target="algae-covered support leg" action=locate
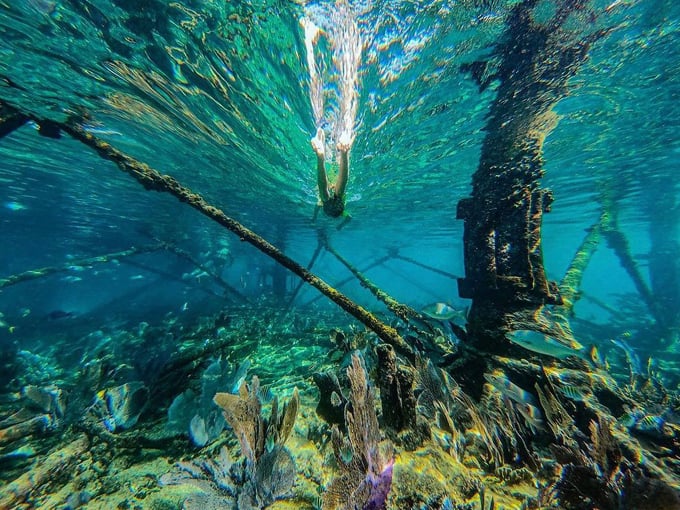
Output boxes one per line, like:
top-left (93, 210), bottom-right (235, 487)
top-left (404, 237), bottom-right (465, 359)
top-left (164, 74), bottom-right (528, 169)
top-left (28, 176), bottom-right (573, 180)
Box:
top-left (303, 253), bottom-right (391, 308)
top-left (559, 214), bottom-right (605, 315)
top-left (162, 242), bottom-right (248, 302)
top-left (324, 240), bottom-right (421, 324)
top-left (48, 122), bottom-right (413, 358)
top-left (599, 190), bottom-right (659, 325)
top-left (0, 244), bottom-right (164, 290)
top-left (603, 228), bottom-right (656, 312)
top-left (286, 230), bottom-right (326, 309)
top-left (457, 0), bottom-right (609, 350)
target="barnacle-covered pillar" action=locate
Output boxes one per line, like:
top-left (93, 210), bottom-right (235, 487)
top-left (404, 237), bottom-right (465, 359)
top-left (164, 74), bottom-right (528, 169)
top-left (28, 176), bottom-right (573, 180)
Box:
top-left (458, 0), bottom-right (607, 347)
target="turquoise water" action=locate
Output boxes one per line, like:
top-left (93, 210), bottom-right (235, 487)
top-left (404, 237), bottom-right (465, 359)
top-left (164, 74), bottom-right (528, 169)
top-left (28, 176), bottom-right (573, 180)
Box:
top-left (1, 1), bottom-right (679, 509)
top-left (0, 0), bottom-right (675, 327)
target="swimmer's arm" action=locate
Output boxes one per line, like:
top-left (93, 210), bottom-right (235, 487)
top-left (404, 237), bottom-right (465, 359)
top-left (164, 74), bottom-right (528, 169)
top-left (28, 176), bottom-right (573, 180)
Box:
top-left (336, 147), bottom-right (349, 198)
top-left (316, 154), bottom-right (331, 202)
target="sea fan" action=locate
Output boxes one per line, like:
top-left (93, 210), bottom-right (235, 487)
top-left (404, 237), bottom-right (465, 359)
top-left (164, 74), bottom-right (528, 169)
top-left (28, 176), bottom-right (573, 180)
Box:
top-left (323, 353), bottom-right (394, 510)
top-left (159, 446), bottom-right (237, 509)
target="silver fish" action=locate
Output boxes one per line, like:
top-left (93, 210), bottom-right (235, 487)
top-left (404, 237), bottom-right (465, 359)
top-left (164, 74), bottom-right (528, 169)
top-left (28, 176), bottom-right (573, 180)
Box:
top-left (422, 302), bottom-right (462, 321)
top-left (610, 336), bottom-right (642, 376)
top-left (484, 371), bottom-right (537, 406)
top-left (515, 401), bottom-right (544, 433)
top-left (506, 330), bottom-right (589, 361)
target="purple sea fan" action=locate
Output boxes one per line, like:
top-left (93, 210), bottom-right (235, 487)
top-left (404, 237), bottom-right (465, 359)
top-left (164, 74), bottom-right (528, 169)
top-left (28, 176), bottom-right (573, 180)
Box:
top-left (362, 457), bottom-right (395, 510)
top-left (323, 353), bottom-right (395, 510)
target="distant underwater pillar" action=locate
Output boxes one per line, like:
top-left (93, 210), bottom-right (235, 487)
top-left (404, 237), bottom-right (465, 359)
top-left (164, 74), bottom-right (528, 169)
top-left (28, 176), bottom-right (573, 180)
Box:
top-left (647, 178), bottom-right (680, 346)
top-left (457, 0), bottom-right (608, 346)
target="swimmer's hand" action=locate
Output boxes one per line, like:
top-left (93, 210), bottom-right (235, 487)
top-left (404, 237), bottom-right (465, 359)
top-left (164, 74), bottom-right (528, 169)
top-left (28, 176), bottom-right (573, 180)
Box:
top-left (337, 131), bottom-right (352, 152)
top-left (311, 128), bottom-right (325, 158)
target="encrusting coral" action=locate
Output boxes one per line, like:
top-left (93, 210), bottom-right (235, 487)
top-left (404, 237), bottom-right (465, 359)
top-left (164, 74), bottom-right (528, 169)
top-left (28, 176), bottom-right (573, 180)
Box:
top-left (376, 344), bottom-right (418, 434)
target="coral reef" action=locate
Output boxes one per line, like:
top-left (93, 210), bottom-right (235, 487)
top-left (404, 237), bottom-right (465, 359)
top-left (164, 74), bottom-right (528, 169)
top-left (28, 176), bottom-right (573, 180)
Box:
top-left (0, 436), bottom-right (89, 510)
top-left (1, 302), bottom-right (678, 510)
top-left (323, 353), bottom-right (394, 510)
top-left (313, 370), bottom-right (348, 427)
top-left (376, 344), bottom-right (417, 433)
top-left (162, 376), bottom-right (299, 509)
top-left (167, 358), bottom-right (250, 446)
top-left (89, 381), bottom-right (149, 433)
top-left (536, 381), bottom-right (680, 510)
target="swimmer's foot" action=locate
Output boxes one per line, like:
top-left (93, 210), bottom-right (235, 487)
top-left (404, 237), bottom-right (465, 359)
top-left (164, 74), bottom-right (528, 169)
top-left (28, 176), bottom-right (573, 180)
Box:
top-left (311, 127), bottom-right (325, 158)
top-left (337, 130), bottom-right (353, 152)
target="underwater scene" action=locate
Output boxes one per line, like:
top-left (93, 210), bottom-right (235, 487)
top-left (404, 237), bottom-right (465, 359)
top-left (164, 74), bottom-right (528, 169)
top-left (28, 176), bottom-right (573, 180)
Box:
top-left (1, 0), bottom-right (679, 508)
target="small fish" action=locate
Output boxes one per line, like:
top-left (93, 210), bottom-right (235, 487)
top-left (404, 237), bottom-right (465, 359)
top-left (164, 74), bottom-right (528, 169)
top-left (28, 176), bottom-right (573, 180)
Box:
top-left (484, 371), bottom-right (537, 406)
top-left (647, 357), bottom-right (660, 379)
top-left (422, 302), bottom-right (461, 321)
top-left (610, 336), bottom-right (642, 376)
top-left (634, 415), bottom-right (666, 436)
top-left (84, 125), bottom-right (122, 136)
top-left (60, 275), bottom-right (82, 283)
top-left (0, 445), bottom-right (36, 463)
top-left (230, 360), bottom-right (251, 393)
top-left (130, 274), bottom-right (145, 280)
top-left (514, 402), bottom-right (544, 433)
top-left (589, 345), bottom-right (605, 368)
top-left (91, 382), bottom-right (149, 432)
top-left (181, 302), bottom-right (189, 312)
top-left (4, 201), bottom-right (26, 211)
top-left (192, 271), bottom-right (209, 282)
top-left (558, 385), bottom-right (591, 402)
top-left (46, 310), bottom-right (75, 321)
top-left (619, 408), bottom-right (645, 428)
top-left (506, 330), bottom-right (590, 362)
top-left (619, 409), bottom-right (674, 439)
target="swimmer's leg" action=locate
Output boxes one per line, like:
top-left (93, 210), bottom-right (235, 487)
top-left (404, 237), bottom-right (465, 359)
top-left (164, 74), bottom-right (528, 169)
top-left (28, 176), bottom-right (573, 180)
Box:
top-left (332, 0), bottom-right (361, 150)
top-left (301, 17), bottom-right (324, 127)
